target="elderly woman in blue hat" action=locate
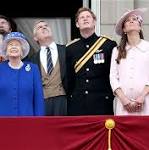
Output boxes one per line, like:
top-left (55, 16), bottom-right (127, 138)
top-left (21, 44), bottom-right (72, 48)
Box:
top-left (110, 8), bottom-right (149, 115)
top-left (0, 32), bottom-right (44, 116)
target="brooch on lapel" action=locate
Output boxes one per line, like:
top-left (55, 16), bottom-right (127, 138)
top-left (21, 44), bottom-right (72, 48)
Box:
top-left (25, 64), bottom-right (31, 72)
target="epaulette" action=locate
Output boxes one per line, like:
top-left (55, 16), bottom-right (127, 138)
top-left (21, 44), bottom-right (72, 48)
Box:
top-left (66, 38), bottom-right (80, 47)
top-left (101, 35), bottom-right (114, 41)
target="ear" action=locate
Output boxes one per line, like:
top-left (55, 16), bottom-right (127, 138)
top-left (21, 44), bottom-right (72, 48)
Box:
top-left (76, 22), bottom-right (79, 28)
top-left (33, 36), bottom-right (38, 42)
top-left (20, 49), bottom-right (23, 59)
top-left (93, 20), bottom-right (96, 26)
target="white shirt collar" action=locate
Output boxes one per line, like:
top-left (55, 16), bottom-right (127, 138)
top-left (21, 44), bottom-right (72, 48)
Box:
top-left (40, 42), bottom-right (58, 73)
top-left (41, 42), bottom-right (57, 52)
top-left (49, 42), bottom-right (57, 51)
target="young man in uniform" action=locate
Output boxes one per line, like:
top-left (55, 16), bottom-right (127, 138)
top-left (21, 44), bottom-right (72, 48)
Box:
top-left (66, 7), bottom-right (117, 115)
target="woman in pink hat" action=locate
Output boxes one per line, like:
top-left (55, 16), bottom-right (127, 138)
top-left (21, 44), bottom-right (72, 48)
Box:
top-left (110, 8), bottom-right (149, 115)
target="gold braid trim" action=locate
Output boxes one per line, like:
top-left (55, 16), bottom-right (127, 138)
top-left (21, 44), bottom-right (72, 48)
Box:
top-left (74, 37), bottom-right (107, 73)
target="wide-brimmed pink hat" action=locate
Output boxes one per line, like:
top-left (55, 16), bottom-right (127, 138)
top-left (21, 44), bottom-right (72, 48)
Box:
top-left (115, 8), bottom-right (147, 36)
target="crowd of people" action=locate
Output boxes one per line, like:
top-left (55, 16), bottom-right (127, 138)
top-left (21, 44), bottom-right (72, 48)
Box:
top-left (0, 7), bottom-right (149, 116)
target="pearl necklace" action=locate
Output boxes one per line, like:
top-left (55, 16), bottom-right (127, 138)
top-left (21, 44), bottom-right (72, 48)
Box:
top-left (8, 61), bottom-right (24, 69)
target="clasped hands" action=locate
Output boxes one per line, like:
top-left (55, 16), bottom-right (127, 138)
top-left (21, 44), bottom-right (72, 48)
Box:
top-left (123, 96), bottom-right (144, 113)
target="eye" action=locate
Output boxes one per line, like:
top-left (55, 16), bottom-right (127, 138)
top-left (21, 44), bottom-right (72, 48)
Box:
top-left (37, 26), bottom-right (43, 30)
top-left (132, 17), bottom-right (138, 21)
top-left (79, 16), bottom-right (85, 20)
top-left (125, 18), bottom-right (130, 23)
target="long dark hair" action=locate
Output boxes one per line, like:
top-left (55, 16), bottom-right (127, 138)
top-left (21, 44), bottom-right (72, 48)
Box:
top-left (116, 30), bottom-right (144, 64)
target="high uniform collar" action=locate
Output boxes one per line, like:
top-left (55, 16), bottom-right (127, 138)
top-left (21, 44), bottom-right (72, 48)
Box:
top-left (81, 33), bottom-right (98, 45)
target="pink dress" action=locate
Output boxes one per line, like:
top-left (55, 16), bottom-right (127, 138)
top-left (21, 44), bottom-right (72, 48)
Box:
top-left (110, 39), bottom-right (149, 115)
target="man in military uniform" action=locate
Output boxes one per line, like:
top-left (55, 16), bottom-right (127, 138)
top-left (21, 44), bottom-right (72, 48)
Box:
top-left (66, 7), bottom-right (117, 115)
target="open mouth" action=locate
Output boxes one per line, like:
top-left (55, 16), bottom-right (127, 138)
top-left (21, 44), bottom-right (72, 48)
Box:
top-left (43, 28), bottom-right (49, 31)
top-left (0, 29), bottom-right (6, 34)
top-left (10, 49), bottom-right (18, 53)
top-left (84, 22), bottom-right (89, 24)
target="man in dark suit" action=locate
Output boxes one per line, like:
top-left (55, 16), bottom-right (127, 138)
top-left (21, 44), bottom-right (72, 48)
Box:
top-left (30, 20), bottom-right (67, 116)
top-left (66, 7), bottom-right (117, 115)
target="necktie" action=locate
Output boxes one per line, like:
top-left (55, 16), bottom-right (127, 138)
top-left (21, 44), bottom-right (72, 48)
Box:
top-left (46, 47), bottom-right (53, 74)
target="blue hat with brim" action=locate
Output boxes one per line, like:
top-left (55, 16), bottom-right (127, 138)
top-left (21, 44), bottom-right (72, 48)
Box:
top-left (2, 32), bottom-right (30, 59)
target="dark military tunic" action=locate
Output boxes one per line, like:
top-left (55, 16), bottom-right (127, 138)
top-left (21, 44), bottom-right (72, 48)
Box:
top-left (66, 33), bottom-right (117, 115)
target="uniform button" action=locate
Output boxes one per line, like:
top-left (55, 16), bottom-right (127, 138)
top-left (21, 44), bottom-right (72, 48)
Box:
top-left (86, 45), bottom-right (89, 48)
top-left (86, 68), bottom-right (89, 71)
top-left (130, 88), bottom-right (134, 90)
top-left (129, 76), bottom-right (133, 79)
top-left (86, 79), bottom-right (89, 83)
top-left (85, 91), bottom-right (88, 94)
top-left (105, 96), bottom-right (109, 99)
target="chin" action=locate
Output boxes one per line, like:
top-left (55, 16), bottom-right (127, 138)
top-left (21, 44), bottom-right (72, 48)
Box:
top-left (10, 55), bottom-right (20, 58)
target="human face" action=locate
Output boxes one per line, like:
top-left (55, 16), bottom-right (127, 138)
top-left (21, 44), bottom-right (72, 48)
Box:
top-left (6, 40), bottom-right (23, 58)
top-left (123, 15), bottom-right (141, 34)
top-left (0, 18), bottom-right (11, 34)
top-left (33, 21), bottom-right (52, 42)
top-left (76, 11), bottom-right (96, 31)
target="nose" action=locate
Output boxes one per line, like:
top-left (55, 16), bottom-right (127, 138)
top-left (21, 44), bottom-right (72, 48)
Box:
top-left (84, 16), bottom-right (89, 20)
top-left (131, 19), bottom-right (134, 22)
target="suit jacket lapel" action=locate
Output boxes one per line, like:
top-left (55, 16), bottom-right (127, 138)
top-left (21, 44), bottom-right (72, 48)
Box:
top-left (57, 44), bottom-right (65, 80)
